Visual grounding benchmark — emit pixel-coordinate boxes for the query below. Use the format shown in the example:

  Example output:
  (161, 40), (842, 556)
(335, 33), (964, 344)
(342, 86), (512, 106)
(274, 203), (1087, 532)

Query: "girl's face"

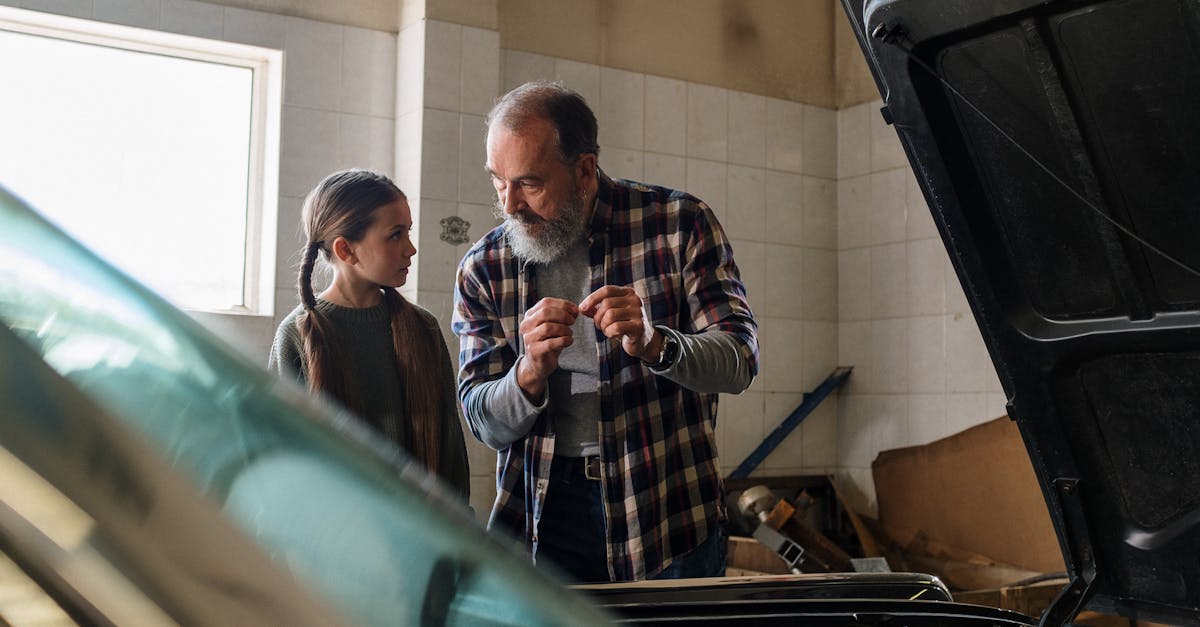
(346, 197), (416, 288)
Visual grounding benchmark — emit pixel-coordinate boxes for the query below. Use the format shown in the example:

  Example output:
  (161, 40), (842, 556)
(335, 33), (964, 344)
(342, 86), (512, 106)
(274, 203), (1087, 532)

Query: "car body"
(0, 185), (1034, 626)
(841, 0), (1200, 625)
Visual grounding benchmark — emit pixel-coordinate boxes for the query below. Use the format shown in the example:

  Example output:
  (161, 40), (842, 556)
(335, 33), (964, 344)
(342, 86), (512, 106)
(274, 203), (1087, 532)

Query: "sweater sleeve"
(268, 309), (307, 386)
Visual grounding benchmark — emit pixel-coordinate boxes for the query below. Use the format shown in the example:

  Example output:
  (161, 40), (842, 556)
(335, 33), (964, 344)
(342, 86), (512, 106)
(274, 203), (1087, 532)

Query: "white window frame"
(0, 6), (282, 316)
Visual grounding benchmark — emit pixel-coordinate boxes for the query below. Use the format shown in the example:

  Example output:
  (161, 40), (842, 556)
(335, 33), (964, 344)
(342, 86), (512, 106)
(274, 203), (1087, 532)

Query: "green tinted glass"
(0, 185), (611, 626)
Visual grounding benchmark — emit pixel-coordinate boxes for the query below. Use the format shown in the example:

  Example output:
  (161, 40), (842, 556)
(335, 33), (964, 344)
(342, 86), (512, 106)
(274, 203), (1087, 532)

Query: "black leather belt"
(554, 455), (602, 481)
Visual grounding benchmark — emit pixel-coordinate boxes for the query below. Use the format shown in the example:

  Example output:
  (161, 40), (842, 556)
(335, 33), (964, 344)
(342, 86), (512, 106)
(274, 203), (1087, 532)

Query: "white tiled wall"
(834, 100), (1006, 516)
(14, 0), (1006, 522)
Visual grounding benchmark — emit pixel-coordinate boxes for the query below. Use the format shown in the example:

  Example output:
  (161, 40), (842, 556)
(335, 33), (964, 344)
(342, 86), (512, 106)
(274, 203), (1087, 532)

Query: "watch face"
(661, 334), (680, 366)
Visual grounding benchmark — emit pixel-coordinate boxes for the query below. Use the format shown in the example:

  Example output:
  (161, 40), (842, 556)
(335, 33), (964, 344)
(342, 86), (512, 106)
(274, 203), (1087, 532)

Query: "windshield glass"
(0, 185), (611, 626)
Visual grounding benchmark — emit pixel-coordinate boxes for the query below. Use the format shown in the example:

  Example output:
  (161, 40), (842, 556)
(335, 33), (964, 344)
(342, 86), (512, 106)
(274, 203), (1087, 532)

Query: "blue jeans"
(535, 456), (726, 583)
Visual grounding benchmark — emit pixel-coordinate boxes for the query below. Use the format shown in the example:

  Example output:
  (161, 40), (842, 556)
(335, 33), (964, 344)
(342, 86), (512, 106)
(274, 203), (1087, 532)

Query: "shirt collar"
(588, 167), (615, 237)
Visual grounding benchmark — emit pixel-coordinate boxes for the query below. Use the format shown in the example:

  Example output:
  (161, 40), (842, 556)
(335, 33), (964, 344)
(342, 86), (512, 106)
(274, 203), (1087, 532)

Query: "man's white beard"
(500, 187), (588, 264)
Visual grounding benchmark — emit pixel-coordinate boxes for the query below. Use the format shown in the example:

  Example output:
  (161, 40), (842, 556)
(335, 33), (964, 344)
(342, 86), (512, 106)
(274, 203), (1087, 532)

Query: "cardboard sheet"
(871, 416), (1065, 574)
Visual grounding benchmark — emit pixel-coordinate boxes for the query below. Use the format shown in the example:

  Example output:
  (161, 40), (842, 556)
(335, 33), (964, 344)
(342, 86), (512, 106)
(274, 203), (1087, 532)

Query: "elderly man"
(453, 80), (758, 583)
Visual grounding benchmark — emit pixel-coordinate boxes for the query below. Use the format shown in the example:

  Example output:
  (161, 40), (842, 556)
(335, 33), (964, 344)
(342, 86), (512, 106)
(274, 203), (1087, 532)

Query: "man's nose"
(501, 187), (523, 215)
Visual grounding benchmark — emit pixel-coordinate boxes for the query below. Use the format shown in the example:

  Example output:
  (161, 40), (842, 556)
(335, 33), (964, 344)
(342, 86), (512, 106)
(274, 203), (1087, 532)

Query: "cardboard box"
(871, 416), (1065, 575)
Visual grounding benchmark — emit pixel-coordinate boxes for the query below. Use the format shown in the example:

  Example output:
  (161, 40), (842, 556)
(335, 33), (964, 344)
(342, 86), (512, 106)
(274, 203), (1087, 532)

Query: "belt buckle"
(584, 456), (602, 481)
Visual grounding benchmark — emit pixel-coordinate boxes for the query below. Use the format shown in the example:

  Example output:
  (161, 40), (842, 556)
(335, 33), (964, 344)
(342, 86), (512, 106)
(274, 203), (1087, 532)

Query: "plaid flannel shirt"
(452, 170), (758, 581)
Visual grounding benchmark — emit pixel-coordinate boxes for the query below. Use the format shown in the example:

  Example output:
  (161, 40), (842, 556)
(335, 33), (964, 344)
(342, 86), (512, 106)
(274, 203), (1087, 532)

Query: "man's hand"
(517, 297), (578, 401)
(579, 285), (662, 361)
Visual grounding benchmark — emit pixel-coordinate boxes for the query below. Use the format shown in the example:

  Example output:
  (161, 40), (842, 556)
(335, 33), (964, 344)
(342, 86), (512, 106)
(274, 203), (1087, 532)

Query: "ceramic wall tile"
(802, 320), (838, 392)
(801, 248), (836, 321)
(644, 77), (687, 156)
(642, 153), (686, 190)
(837, 248), (870, 322)
(458, 113), (491, 204)
(393, 109), (421, 194)
(870, 394), (911, 450)
(223, 6), (285, 49)
(764, 170), (804, 246)
(905, 170), (938, 240)
(341, 26), (395, 118)
(802, 104), (836, 178)
(906, 315), (946, 394)
(871, 318), (908, 394)
(396, 22), (424, 117)
(20, 0), (91, 19)
(869, 242), (908, 319)
(719, 390), (765, 473)
(273, 194), (304, 289)
(728, 91), (766, 167)
(907, 238), (946, 316)
(945, 312), (999, 393)
(945, 392), (988, 436)
(765, 96), (802, 173)
(761, 390), (807, 470)
(415, 197), (460, 293)
(685, 158), (727, 223)
(944, 251), (971, 315)
(868, 168), (908, 245)
(502, 49), (554, 92)
(731, 239), (765, 329)
(686, 82), (727, 162)
(986, 392), (1009, 420)
(283, 16), (341, 111)
(799, 399), (838, 468)
(801, 176), (836, 250)
(554, 58), (599, 107)
(870, 101), (907, 171)
(456, 200), (500, 259)
(94, 0), (158, 29)
(423, 20), (460, 112)
(598, 67), (644, 151)
(337, 113), (393, 175)
(837, 101), (871, 179)
(759, 316), (804, 392)
(279, 105), (339, 197)
(724, 165), (765, 242)
(907, 394), (947, 446)
(162, 0), (221, 40)
(460, 26), (498, 116)
(836, 394), (872, 468)
(838, 321), (872, 393)
(420, 108), (460, 201)
(836, 175), (870, 249)
(762, 244), (803, 319)
(602, 147), (643, 182)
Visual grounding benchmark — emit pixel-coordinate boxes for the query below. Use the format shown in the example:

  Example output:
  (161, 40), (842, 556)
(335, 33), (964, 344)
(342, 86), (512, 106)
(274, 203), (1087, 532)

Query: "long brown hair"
(297, 169), (442, 471)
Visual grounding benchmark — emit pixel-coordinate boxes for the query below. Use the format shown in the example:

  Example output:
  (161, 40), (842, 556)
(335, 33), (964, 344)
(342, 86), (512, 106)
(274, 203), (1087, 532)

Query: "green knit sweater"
(268, 298), (469, 499)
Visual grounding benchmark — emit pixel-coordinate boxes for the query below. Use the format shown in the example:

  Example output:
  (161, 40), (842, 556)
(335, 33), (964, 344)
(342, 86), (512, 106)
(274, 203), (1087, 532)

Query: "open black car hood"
(841, 1), (1200, 625)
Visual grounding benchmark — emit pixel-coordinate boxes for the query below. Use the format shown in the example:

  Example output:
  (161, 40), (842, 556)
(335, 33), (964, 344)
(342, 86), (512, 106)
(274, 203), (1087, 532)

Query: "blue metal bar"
(727, 366), (853, 479)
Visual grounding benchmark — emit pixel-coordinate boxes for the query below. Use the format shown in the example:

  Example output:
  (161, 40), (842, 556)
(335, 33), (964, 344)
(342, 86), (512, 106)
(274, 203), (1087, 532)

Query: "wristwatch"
(648, 328), (681, 370)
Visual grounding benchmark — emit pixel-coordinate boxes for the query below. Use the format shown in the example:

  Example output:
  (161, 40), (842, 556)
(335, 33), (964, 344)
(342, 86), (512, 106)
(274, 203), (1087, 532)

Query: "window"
(0, 7), (281, 315)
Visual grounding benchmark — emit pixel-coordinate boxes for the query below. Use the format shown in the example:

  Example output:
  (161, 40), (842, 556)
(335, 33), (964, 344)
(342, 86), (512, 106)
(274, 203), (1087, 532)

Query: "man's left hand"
(579, 285), (661, 360)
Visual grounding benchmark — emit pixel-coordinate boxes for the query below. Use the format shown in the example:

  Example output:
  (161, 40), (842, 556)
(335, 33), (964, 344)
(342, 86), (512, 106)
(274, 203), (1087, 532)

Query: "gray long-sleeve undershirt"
(464, 326), (753, 450)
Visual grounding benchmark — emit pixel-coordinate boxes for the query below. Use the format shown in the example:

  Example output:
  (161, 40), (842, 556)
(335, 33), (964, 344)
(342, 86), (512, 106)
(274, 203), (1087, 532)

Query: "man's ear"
(577, 152), (598, 192)
(331, 237), (356, 264)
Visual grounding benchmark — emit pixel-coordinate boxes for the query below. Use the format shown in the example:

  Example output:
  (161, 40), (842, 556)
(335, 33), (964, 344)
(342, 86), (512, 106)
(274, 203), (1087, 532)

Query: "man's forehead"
(486, 121), (562, 175)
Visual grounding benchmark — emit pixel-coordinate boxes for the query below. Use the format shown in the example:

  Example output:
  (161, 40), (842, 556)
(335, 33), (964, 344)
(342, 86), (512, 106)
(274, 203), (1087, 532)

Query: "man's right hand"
(517, 297), (578, 402)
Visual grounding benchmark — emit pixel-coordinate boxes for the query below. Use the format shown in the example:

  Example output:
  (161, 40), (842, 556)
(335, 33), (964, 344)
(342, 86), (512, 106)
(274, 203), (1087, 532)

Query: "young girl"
(269, 169), (469, 499)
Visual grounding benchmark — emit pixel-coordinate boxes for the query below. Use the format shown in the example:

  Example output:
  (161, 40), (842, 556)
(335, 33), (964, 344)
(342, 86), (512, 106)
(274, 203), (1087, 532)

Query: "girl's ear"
(331, 237), (356, 265)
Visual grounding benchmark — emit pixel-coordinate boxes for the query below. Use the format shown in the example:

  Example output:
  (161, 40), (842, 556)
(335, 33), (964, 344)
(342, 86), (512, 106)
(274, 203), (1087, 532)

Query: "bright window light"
(0, 7), (281, 315)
